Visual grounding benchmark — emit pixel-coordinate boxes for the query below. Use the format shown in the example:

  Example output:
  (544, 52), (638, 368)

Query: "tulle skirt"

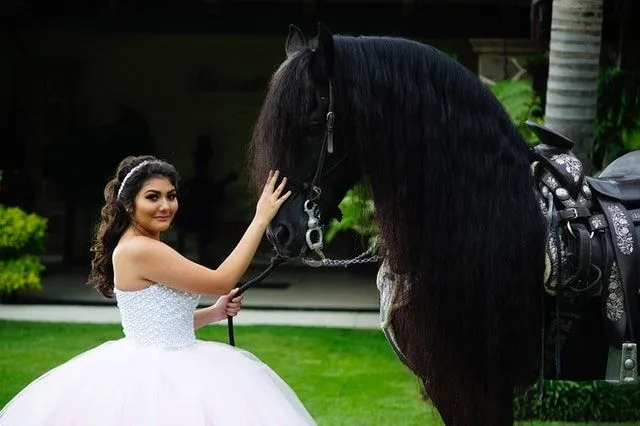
(0, 338), (316, 425)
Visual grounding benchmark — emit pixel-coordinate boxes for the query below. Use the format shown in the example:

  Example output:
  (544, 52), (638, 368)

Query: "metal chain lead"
(302, 237), (380, 267)
(321, 254), (380, 267)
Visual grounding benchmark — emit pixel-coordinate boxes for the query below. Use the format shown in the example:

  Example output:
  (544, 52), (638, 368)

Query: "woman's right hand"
(254, 170), (291, 226)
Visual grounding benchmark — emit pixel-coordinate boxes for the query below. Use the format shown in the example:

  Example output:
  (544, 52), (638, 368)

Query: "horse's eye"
(303, 122), (323, 136)
(306, 121), (322, 132)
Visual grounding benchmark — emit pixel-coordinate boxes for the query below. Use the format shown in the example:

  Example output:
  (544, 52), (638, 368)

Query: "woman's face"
(131, 177), (178, 237)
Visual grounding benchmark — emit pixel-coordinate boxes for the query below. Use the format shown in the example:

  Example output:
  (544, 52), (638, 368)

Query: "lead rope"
(303, 235), (381, 267)
(227, 255), (287, 346)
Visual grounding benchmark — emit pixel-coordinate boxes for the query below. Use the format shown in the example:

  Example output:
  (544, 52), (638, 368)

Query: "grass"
(0, 320), (635, 426)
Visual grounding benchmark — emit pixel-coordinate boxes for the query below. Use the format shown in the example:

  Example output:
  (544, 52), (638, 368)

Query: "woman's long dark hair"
(88, 155), (179, 298)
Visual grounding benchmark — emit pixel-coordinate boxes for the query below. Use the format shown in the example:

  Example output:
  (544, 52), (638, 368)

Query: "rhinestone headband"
(117, 160), (157, 200)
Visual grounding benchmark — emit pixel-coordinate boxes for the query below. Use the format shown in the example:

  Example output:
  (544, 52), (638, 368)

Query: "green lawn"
(0, 320), (633, 425)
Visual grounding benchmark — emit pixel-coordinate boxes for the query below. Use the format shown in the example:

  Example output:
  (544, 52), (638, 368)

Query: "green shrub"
(0, 206), (47, 253)
(515, 380), (640, 422)
(0, 205), (48, 296)
(325, 181), (378, 249)
(0, 255), (45, 293)
(594, 67), (640, 171)
(488, 79), (543, 145)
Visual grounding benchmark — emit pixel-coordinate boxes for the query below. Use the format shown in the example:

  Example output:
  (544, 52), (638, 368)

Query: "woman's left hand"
(210, 288), (243, 323)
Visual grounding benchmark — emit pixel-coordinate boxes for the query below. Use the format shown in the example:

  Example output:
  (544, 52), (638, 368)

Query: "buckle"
(606, 342), (638, 385)
(566, 208), (578, 220)
(566, 221), (594, 239)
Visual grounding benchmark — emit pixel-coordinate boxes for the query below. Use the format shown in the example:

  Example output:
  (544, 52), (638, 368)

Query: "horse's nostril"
(274, 224), (291, 247)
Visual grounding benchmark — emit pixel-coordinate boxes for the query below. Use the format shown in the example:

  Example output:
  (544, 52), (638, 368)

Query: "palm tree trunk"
(544, 0), (603, 176)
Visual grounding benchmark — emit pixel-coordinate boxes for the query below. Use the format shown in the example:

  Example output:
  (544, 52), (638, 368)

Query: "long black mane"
(249, 49), (315, 190)
(249, 31), (547, 425)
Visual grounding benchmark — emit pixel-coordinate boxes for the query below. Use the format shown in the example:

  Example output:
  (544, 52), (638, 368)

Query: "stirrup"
(605, 342), (637, 385)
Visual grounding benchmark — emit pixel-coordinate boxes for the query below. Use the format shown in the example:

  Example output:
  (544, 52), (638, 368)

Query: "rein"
(227, 255), (287, 346)
(227, 81), (357, 346)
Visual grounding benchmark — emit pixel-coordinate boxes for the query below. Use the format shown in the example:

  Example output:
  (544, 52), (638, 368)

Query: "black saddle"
(527, 120), (574, 149)
(587, 176), (640, 207)
(527, 121), (640, 383)
(600, 151), (640, 179)
(527, 121), (587, 200)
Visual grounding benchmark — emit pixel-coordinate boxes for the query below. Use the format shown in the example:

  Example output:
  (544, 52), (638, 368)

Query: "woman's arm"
(194, 288), (243, 329)
(212, 170), (290, 289)
(194, 307), (216, 330)
(125, 171), (290, 296)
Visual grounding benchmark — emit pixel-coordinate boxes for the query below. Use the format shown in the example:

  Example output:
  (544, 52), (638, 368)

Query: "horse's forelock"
(248, 50), (315, 195)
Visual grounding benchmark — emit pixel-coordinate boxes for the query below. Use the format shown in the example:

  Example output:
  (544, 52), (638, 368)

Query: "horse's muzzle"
(266, 222), (303, 258)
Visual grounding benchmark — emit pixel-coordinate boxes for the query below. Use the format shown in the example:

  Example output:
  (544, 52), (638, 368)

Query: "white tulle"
(0, 284), (316, 425)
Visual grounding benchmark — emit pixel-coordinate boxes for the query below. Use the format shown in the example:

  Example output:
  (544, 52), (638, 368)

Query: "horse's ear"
(285, 24), (306, 58)
(312, 22), (334, 79)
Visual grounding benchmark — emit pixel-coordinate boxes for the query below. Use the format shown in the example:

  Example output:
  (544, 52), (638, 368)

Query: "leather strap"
(558, 207), (592, 221)
(601, 233), (628, 347)
(590, 208), (640, 232)
(596, 197), (640, 345)
(566, 223), (592, 290)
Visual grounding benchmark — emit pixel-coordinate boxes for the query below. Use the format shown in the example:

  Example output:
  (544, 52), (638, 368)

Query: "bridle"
(282, 79), (342, 263)
(227, 79), (377, 348)
(286, 79), (379, 267)
(299, 79), (337, 262)
(227, 80), (340, 346)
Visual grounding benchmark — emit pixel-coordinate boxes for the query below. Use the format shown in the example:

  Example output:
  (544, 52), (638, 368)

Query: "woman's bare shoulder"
(116, 236), (182, 269)
(113, 237), (172, 289)
(115, 235), (165, 258)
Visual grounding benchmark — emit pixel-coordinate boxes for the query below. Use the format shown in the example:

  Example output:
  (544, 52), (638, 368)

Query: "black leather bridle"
(284, 79), (350, 263)
(227, 79), (340, 345)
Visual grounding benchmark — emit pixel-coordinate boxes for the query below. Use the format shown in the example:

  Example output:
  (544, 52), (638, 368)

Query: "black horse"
(247, 24), (640, 425)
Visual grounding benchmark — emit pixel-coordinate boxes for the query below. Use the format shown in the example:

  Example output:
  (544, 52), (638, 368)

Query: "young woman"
(0, 155), (316, 425)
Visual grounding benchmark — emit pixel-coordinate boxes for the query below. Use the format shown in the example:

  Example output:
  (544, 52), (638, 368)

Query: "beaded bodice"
(114, 284), (201, 349)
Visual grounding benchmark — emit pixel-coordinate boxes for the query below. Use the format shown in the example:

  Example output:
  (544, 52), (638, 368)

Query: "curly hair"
(88, 155), (180, 298)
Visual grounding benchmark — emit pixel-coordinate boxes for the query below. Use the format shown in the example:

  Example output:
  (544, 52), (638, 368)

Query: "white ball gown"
(0, 284), (316, 425)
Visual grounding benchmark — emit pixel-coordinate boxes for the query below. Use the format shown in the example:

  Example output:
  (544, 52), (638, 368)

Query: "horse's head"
(248, 24), (358, 260)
